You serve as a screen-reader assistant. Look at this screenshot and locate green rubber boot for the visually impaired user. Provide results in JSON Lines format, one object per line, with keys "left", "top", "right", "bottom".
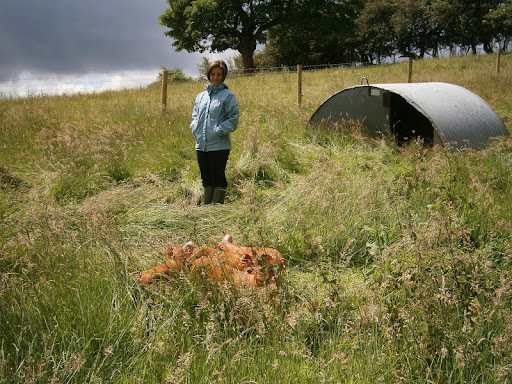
{"left": 203, "top": 186, "right": 214, "bottom": 205}
{"left": 212, "top": 187, "right": 226, "bottom": 204}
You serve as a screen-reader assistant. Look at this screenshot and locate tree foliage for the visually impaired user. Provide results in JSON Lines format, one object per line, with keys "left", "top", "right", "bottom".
{"left": 355, "top": 0, "right": 396, "bottom": 63}
{"left": 159, "top": 0, "right": 298, "bottom": 71}
{"left": 355, "top": 0, "right": 510, "bottom": 62}
{"left": 260, "top": 0, "right": 511, "bottom": 67}
{"left": 354, "top": 0, "right": 510, "bottom": 62}
{"left": 157, "top": 66, "right": 193, "bottom": 83}
{"left": 160, "top": 0, "right": 512, "bottom": 70}
{"left": 485, "top": 0, "right": 512, "bottom": 51}
{"left": 453, "top": 0, "right": 501, "bottom": 53}
{"left": 262, "top": 0, "right": 364, "bottom": 66}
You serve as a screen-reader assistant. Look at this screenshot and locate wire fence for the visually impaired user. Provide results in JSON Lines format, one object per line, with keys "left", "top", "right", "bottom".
{"left": 0, "top": 60, "right": 389, "bottom": 99}
{"left": 229, "top": 62, "right": 358, "bottom": 76}
{"left": 0, "top": 51, "right": 504, "bottom": 99}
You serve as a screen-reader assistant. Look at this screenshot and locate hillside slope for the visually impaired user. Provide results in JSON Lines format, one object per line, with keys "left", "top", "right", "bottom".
{"left": 1, "top": 53, "right": 511, "bottom": 383}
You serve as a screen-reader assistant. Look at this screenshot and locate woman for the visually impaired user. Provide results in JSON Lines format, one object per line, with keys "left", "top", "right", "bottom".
{"left": 190, "top": 60, "right": 239, "bottom": 204}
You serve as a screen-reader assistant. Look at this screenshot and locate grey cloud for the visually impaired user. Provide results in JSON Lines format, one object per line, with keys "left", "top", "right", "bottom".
{"left": 0, "top": 0, "right": 203, "bottom": 81}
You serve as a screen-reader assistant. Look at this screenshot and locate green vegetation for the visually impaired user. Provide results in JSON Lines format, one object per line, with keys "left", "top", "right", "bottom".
{"left": 1, "top": 53, "right": 511, "bottom": 383}
{"left": 160, "top": 0, "right": 512, "bottom": 70}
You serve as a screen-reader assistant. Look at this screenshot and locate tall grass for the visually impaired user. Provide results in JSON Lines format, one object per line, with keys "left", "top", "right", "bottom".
{"left": 1, "top": 53, "right": 511, "bottom": 383}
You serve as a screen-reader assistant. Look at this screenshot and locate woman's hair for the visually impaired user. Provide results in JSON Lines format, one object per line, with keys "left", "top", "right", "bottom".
{"left": 206, "top": 60, "right": 228, "bottom": 81}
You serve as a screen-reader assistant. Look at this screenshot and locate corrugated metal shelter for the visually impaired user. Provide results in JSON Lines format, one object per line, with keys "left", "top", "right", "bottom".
{"left": 309, "top": 82, "right": 509, "bottom": 149}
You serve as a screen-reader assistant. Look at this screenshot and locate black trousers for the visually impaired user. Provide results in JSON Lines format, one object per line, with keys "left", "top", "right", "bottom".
{"left": 196, "top": 150, "right": 230, "bottom": 188}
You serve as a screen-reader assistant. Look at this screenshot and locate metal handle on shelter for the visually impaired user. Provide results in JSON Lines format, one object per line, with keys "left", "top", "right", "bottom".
{"left": 361, "top": 77, "right": 370, "bottom": 95}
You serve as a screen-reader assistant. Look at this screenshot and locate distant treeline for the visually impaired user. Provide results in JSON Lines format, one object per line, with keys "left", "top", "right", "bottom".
{"left": 243, "top": 0, "right": 512, "bottom": 68}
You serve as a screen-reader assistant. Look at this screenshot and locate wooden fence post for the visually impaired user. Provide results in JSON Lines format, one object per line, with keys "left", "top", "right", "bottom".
{"left": 297, "top": 64, "right": 302, "bottom": 107}
{"left": 408, "top": 57, "right": 413, "bottom": 83}
{"left": 496, "top": 49, "right": 502, "bottom": 75}
{"left": 161, "top": 70, "right": 168, "bottom": 110}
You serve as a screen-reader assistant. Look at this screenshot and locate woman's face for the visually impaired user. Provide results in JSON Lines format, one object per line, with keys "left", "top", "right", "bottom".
{"left": 209, "top": 67, "right": 224, "bottom": 86}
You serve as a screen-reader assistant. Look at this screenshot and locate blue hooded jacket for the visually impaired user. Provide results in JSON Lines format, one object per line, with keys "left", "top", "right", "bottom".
{"left": 190, "top": 82, "right": 239, "bottom": 152}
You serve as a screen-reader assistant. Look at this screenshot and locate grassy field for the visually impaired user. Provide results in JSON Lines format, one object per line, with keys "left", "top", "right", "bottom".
{"left": 1, "top": 53, "right": 512, "bottom": 383}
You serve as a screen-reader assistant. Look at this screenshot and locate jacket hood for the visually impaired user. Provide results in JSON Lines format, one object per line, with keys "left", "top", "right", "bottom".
{"left": 206, "top": 82, "right": 228, "bottom": 94}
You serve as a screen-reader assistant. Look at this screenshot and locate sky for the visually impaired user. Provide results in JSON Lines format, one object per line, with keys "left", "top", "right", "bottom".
{"left": 0, "top": 0, "right": 236, "bottom": 97}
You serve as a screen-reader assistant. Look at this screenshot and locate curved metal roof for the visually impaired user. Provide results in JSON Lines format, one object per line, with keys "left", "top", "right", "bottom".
{"left": 310, "top": 82, "right": 509, "bottom": 149}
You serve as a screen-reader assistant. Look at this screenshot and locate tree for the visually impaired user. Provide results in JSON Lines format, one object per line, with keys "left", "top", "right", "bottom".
{"left": 355, "top": 0, "right": 505, "bottom": 60}
{"left": 158, "top": 66, "right": 193, "bottom": 82}
{"left": 392, "top": 0, "right": 430, "bottom": 58}
{"left": 392, "top": 0, "right": 453, "bottom": 58}
{"left": 424, "top": 0, "right": 461, "bottom": 54}
{"left": 452, "top": 0, "right": 501, "bottom": 53}
{"left": 261, "top": 0, "right": 365, "bottom": 67}
{"left": 485, "top": 1, "right": 512, "bottom": 51}
{"left": 159, "top": 0, "right": 298, "bottom": 71}
{"left": 356, "top": 0, "right": 397, "bottom": 63}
